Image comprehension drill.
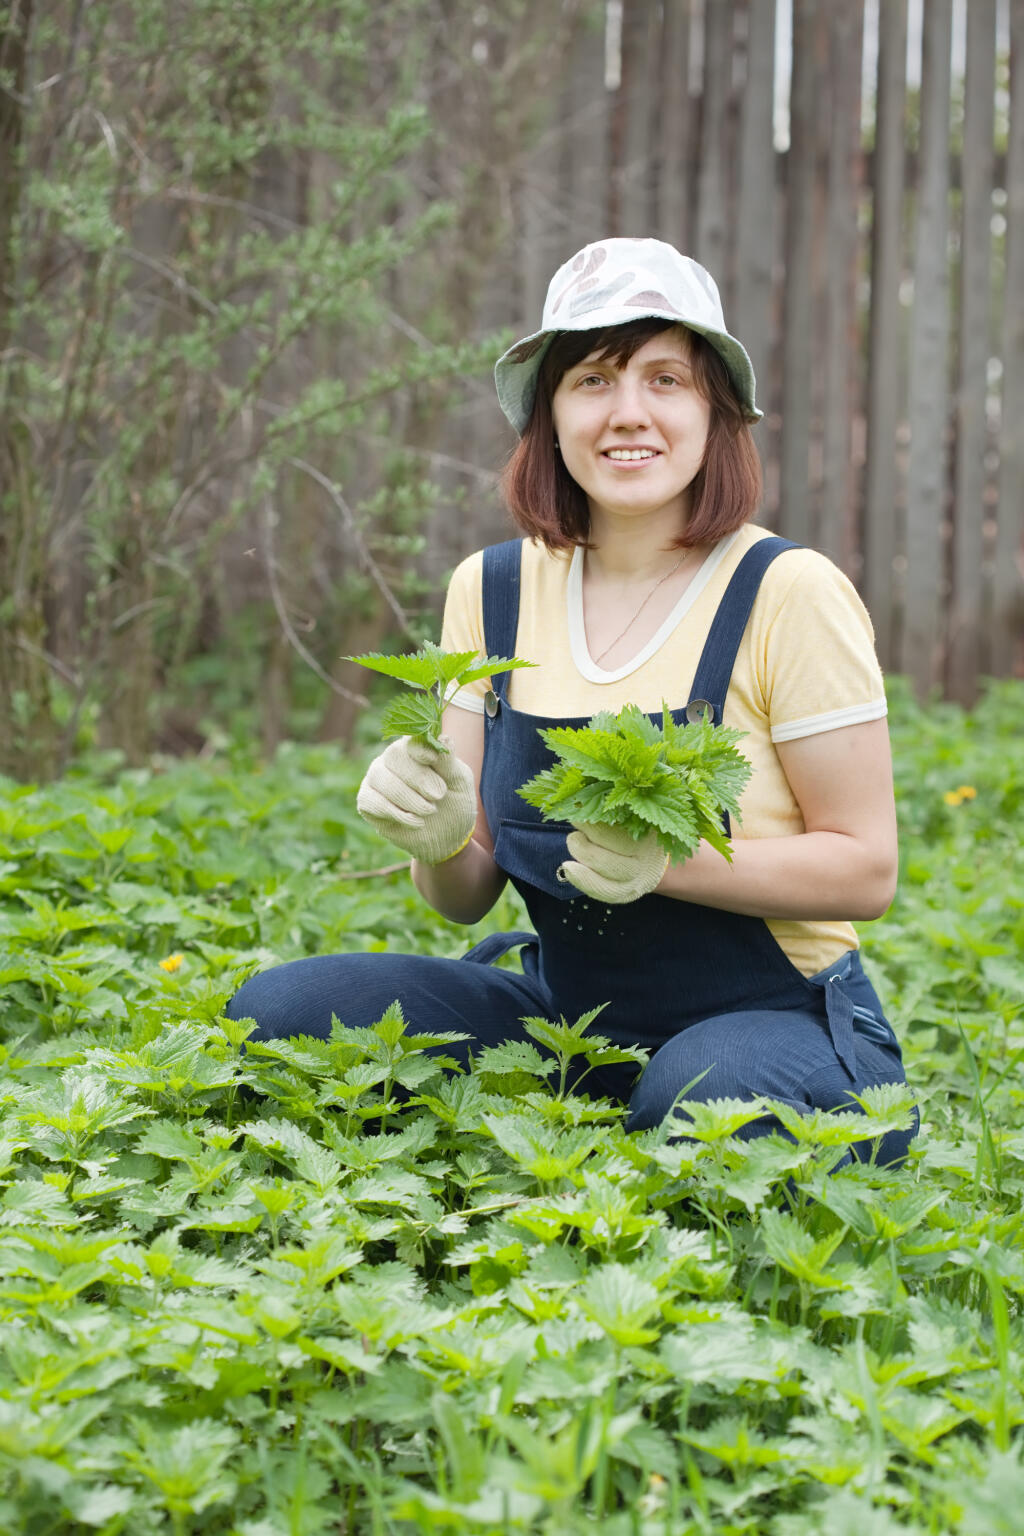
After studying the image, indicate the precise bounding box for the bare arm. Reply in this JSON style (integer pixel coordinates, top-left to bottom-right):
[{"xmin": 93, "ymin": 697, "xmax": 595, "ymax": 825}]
[
  {"xmin": 410, "ymin": 705, "xmax": 508, "ymax": 923},
  {"xmin": 657, "ymin": 718, "xmax": 898, "ymax": 920}
]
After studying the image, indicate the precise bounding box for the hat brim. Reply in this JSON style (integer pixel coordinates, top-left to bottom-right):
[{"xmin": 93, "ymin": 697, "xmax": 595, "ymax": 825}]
[{"xmin": 494, "ymin": 313, "xmax": 762, "ymax": 436}]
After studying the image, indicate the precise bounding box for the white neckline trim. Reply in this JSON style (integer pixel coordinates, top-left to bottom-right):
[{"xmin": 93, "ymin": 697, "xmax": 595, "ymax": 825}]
[{"xmin": 568, "ymin": 531, "xmax": 741, "ymax": 683}]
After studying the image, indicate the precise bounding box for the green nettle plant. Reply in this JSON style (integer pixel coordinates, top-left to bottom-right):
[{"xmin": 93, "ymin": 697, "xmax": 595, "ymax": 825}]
[
  {"xmin": 350, "ymin": 642, "xmax": 534, "ymax": 749},
  {"xmin": 0, "ymin": 680, "xmax": 1020, "ymax": 1533},
  {"xmin": 518, "ymin": 703, "xmax": 752, "ymax": 862}
]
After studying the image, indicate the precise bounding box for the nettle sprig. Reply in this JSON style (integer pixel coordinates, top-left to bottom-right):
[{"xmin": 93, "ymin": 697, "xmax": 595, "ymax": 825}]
[
  {"xmin": 349, "ymin": 641, "xmax": 534, "ymax": 749},
  {"xmin": 518, "ymin": 703, "xmax": 752, "ymax": 863}
]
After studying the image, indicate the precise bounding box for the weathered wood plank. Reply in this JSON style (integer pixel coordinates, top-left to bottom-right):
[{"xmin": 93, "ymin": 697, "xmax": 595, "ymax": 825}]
[
  {"xmin": 819, "ymin": 0, "xmax": 865, "ymax": 570},
  {"xmin": 563, "ymin": 3, "xmax": 611, "ymax": 246},
  {"xmin": 733, "ymin": 0, "xmax": 777, "ymax": 408},
  {"xmin": 695, "ymin": 0, "xmax": 732, "ymax": 288},
  {"xmin": 658, "ymin": 0, "xmax": 694, "ymax": 251},
  {"xmin": 617, "ymin": 0, "xmax": 657, "ymax": 233},
  {"xmin": 0, "ymin": 0, "xmax": 34, "ymax": 365},
  {"xmin": 994, "ymin": 0, "xmax": 1024, "ymax": 676},
  {"xmin": 779, "ymin": 0, "xmax": 819, "ymax": 545},
  {"xmin": 901, "ymin": 0, "xmax": 953, "ymax": 694},
  {"xmin": 522, "ymin": 157, "xmax": 566, "ymax": 331},
  {"xmin": 862, "ymin": 0, "xmax": 908, "ymax": 668},
  {"xmin": 948, "ymin": 0, "xmax": 996, "ymax": 702}
]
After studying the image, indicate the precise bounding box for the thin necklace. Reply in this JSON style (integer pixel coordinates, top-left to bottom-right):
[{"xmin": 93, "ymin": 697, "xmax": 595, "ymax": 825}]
[{"xmin": 591, "ymin": 549, "xmax": 691, "ymax": 665}]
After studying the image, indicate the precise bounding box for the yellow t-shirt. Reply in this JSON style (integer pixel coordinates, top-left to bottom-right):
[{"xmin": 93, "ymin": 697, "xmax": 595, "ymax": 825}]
[{"xmin": 440, "ymin": 523, "xmax": 889, "ymax": 977}]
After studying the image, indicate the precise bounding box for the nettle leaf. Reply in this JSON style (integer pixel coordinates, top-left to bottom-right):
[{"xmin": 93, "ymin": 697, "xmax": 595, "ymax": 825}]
[
  {"xmin": 473, "ymin": 1040, "xmax": 554, "ymax": 1079},
  {"xmin": 240, "ymin": 1118, "xmax": 345, "ymax": 1193},
  {"xmin": 257, "ymin": 1233, "xmax": 363, "ymax": 1287},
  {"xmin": 346, "ymin": 645, "xmax": 476, "ymax": 689},
  {"xmin": 605, "ymin": 732, "xmax": 664, "ymax": 785},
  {"xmin": 380, "ymin": 690, "xmax": 443, "ymax": 745},
  {"xmin": 453, "ymin": 654, "xmax": 537, "ymax": 689},
  {"xmin": 136, "ymin": 1119, "xmax": 204, "ymax": 1161},
  {"xmin": 349, "ymin": 644, "xmax": 534, "ymax": 748},
  {"xmin": 629, "ymin": 785, "xmax": 700, "ymax": 847},
  {"xmin": 535, "ymin": 726, "xmax": 625, "ymax": 781},
  {"xmin": 520, "ymin": 702, "xmax": 751, "ymax": 865},
  {"xmin": 577, "ymin": 1261, "xmax": 663, "ymax": 1346},
  {"xmin": 617, "ymin": 702, "xmax": 664, "ymax": 745}
]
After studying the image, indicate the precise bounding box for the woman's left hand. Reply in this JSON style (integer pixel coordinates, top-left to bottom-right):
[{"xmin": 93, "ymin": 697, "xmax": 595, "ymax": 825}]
[{"xmin": 557, "ymin": 822, "xmax": 669, "ymax": 905}]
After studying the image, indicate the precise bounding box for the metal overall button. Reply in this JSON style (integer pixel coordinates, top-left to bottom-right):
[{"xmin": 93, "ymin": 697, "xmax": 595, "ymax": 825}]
[
  {"xmin": 484, "ymin": 689, "xmax": 499, "ymax": 718},
  {"xmin": 685, "ymin": 698, "xmax": 714, "ymax": 724}
]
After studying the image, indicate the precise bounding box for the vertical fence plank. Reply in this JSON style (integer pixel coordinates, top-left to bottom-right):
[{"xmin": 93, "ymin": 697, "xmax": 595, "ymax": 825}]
[
  {"xmin": 658, "ymin": 0, "xmax": 694, "ymax": 250},
  {"xmin": 863, "ymin": 0, "xmax": 908, "ymax": 668},
  {"xmin": 819, "ymin": 0, "xmax": 865, "ymax": 570},
  {"xmin": 779, "ymin": 0, "xmax": 819, "ymax": 544},
  {"xmin": 948, "ymin": 0, "xmax": 996, "ymax": 702},
  {"xmin": 563, "ymin": 4, "xmax": 612, "ymax": 246},
  {"xmin": 522, "ymin": 159, "xmax": 565, "ymax": 330},
  {"xmin": 695, "ymin": 0, "xmax": 732, "ymax": 285},
  {"xmin": 617, "ymin": 0, "xmax": 657, "ymax": 232},
  {"xmin": 733, "ymin": 0, "xmax": 777, "ymax": 407},
  {"xmin": 901, "ymin": 0, "xmax": 953, "ymax": 694},
  {"xmin": 995, "ymin": 0, "xmax": 1024, "ymax": 676}
]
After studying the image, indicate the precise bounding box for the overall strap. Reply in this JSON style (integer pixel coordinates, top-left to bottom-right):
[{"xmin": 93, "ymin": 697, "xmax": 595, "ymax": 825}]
[
  {"xmin": 688, "ymin": 536, "xmax": 799, "ymax": 724},
  {"xmin": 481, "ymin": 538, "xmax": 524, "ymax": 701}
]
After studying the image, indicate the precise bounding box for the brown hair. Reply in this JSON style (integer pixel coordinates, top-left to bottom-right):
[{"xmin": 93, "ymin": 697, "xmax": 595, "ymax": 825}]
[{"xmin": 500, "ymin": 319, "xmax": 763, "ymax": 551}]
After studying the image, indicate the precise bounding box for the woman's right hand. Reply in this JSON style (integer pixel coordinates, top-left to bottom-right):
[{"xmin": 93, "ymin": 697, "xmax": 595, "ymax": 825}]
[{"xmin": 356, "ymin": 736, "xmax": 477, "ymax": 865}]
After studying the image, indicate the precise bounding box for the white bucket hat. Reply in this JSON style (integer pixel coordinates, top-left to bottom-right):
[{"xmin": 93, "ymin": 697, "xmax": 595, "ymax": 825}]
[{"xmin": 494, "ymin": 237, "xmax": 761, "ymax": 435}]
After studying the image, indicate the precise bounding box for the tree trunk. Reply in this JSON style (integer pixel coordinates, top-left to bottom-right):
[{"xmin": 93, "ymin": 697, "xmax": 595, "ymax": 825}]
[
  {"xmin": 0, "ymin": 0, "xmax": 58, "ymax": 781},
  {"xmin": 0, "ymin": 0, "xmax": 32, "ymax": 361}
]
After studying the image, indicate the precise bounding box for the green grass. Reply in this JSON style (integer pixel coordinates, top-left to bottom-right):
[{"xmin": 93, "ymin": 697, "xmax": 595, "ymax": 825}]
[{"xmin": 0, "ymin": 679, "xmax": 1021, "ymax": 1534}]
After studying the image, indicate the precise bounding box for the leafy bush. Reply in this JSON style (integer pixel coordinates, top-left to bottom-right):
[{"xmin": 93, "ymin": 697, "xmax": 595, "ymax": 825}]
[{"xmin": 0, "ymin": 681, "xmax": 1021, "ymax": 1533}]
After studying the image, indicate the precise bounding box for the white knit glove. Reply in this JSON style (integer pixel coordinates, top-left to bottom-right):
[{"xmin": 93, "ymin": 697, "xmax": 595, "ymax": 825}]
[
  {"xmin": 356, "ymin": 736, "xmax": 476, "ymax": 865},
  {"xmin": 556, "ymin": 822, "xmax": 669, "ymax": 904}
]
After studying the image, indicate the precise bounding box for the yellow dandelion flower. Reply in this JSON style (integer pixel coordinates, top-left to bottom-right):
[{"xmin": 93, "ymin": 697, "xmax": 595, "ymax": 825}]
[
  {"xmin": 956, "ymin": 785, "xmax": 977, "ymax": 800},
  {"xmin": 159, "ymin": 953, "xmax": 184, "ymax": 973},
  {"xmin": 942, "ymin": 790, "xmax": 963, "ymax": 806}
]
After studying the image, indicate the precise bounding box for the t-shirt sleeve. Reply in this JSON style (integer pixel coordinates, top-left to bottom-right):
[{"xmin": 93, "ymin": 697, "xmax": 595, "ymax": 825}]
[
  {"xmin": 439, "ymin": 550, "xmax": 488, "ymax": 714},
  {"xmin": 751, "ymin": 550, "xmax": 888, "ymax": 742}
]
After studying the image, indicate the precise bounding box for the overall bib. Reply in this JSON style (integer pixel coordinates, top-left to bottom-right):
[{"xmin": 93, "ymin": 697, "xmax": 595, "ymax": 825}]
[{"xmin": 228, "ymin": 537, "xmax": 914, "ymax": 1163}]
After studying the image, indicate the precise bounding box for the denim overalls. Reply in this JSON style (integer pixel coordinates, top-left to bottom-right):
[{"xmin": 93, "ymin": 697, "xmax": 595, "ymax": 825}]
[{"xmin": 228, "ymin": 536, "xmax": 913, "ymax": 1161}]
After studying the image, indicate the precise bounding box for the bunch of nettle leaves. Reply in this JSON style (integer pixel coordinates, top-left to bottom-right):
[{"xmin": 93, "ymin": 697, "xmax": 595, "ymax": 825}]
[{"xmin": 352, "ymin": 644, "xmax": 750, "ymax": 862}]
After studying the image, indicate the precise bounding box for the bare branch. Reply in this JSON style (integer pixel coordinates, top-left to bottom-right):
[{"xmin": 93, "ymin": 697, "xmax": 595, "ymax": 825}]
[
  {"xmin": 110, "ymin": 596, "xmax": 170, "ymax": 632},
  {"xmin": 261, "ymin": 496, "xmax": 369, "ymax": 706},
  {"xmin": 15, "ymin": 636, "xmax": 80, "ymax": 688},
  {"xmin": 161, "ymin": 184, "xmax": 305, "ymax": 234},
  {"xmin": 87, "ymin": 105, "xmax": 117, "ymax": 159},
  {"xmin": 363, "ymin": 435, "xmax": 500, "ymax": 487},
  {"xmin": 122, "ymin": 248, "xmax": 220, "ymax": 315},
  {"xmin": 284, "ymin": 455, "xmax": 416, "ymax": 638}
]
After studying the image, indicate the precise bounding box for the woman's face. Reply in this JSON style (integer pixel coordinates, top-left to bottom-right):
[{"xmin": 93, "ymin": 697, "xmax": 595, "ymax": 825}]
[{"xmin": 550, "ymin": 326, "xmax": 712, "ymax": 530}]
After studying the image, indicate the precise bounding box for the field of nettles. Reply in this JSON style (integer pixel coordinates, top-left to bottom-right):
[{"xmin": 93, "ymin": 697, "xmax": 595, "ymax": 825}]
[{"xmin": 0, "ymin": 679, "xmax": 1021, "ymax": 1535}]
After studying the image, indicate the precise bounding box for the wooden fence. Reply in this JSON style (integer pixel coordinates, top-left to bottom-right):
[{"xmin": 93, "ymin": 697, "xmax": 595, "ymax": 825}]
[{"xmin": 472, "ymin": 0, "xmax": 1024, "ymax": 702}]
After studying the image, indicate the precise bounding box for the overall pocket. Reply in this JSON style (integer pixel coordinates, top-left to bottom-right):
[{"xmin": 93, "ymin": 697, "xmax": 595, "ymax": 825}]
[{"xmin": 493, "ymin": 819, "xmax": 574, "ymax": 902}]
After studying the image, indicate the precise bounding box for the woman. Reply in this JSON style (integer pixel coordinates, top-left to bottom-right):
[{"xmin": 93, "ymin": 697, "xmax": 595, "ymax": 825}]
[{"xmin": 229, "ymin": 237, "xmax": 914, "ymax": 1163}]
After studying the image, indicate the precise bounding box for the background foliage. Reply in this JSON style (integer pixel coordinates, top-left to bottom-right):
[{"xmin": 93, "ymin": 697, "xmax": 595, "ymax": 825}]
[
  {"xmin": 0, "ymin": 681, "xmax": 1020, "ymax": 1533},
  {"xmin": 3, "ymin": 0, "xmax": 1022, "ymax": 785},
  {"xmin": 0, "ymin": 0, "xmax": 587, "ymax": 778}
]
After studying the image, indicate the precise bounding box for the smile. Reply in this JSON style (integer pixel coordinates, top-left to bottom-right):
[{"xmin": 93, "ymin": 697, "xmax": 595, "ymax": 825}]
[{"xmin": 603, "ymin": 448, "xmax": 660, "ymax": 461}]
